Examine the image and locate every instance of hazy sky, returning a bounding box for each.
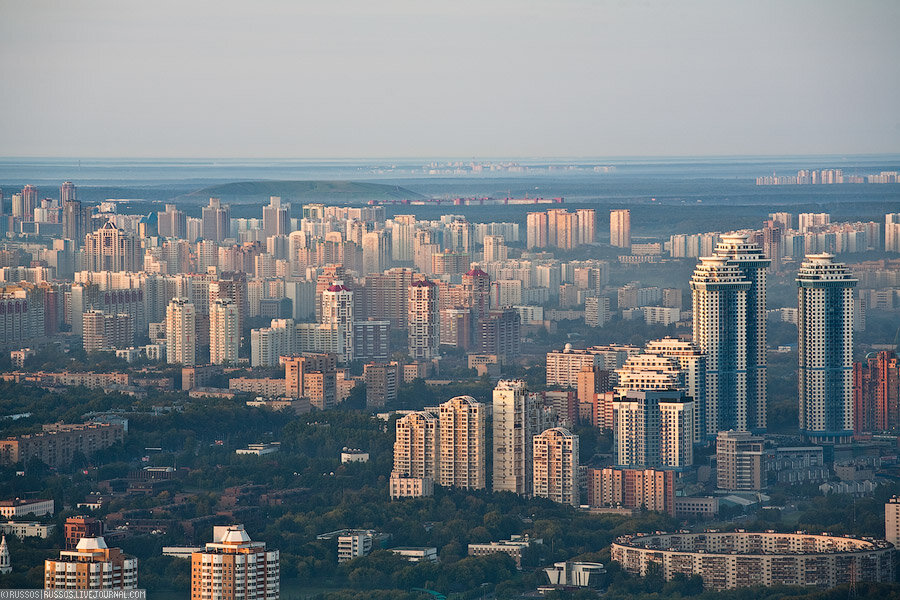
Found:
[1,0,899,158]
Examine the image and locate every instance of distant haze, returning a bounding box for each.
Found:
[1,0,898,158]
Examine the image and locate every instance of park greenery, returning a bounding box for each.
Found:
[2,357,900,598]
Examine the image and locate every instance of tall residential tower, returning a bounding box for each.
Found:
[797,254,856,444]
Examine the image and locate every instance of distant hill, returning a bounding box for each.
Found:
[182,180,424,204]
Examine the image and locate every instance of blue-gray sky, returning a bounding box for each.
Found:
[1,0,898,158]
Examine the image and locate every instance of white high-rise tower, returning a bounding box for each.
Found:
[321,280,354,362]
[166,297,197,366]
[797,254,857,444]
[492,380,537,495]
[209,298,239,364]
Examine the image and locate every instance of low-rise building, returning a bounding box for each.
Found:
[468,535,541,569]
[337,530,390,563]
[674,496,719,518]
[0,498,54,518]
[389,474,434,500]
[340,449,369,463]
[388,547,438,562]
[229,376,286,397]
[544,561,605,587]
[0,422,125,469]
[236,442,280,456]
[0,520,54,539]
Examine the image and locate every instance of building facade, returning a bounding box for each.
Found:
[45,537,137,590]
[210,298,239,364]
[797,254,857,444]
[532,427,579,506]
[191,525,279,600]
[612,531,894,591]
[610,209,631,248]
[439,396,485,490]
[716,430,764,490]
[166,297,196,365]
[408,279,438,360]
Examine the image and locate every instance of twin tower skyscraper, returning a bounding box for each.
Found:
[690,234,770,435]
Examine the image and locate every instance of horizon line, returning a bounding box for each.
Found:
[2,152,900,162]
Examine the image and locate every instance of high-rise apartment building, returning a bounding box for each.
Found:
[21,184,37,221]
[446,218,473,254]
[886,496,900,548]
[716,430,764,490]
[610,209,631,248]
[711,234,769,431]
[533,427,579,506]
[302,203,326,220]
[797,253,857,444]
[202,197,231,242]
[210,298,239,364]
[82,310,134,352]
[613,390,693,469]
[390,214,416,262]
[555,210,578,250]
[493,380,538,495]
[393,410,439,482]
[576,365,611,413]
[477,309,521,358]
[321,281,354,362]
[157,204,187,239]
[211,272,249,335]
[586,467,675,514]
[362,230,391,275]
[798,212,830,233]
[584,296,611,327]
[83,220,140,273]
[691,236,769,435]
[439,396,486,490]
[645,338,707,443]
[768,212,793,231]
[262,196,290,238]
[191,525,279,600]
[59,181,76,203]
[440,308,472,350]
[45,537,138,590]
[854,351,900,434]
[886,214,900,253]
[166,297,197,365]
[526,212,549,249]
[462,268,491,321]
[408,279,438,360]
[62,198,88,245]
[364,361,399,408]
[576,208,596,245]
[363,268,415,327]
[482,234,507,263]
[283,353,338,410]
